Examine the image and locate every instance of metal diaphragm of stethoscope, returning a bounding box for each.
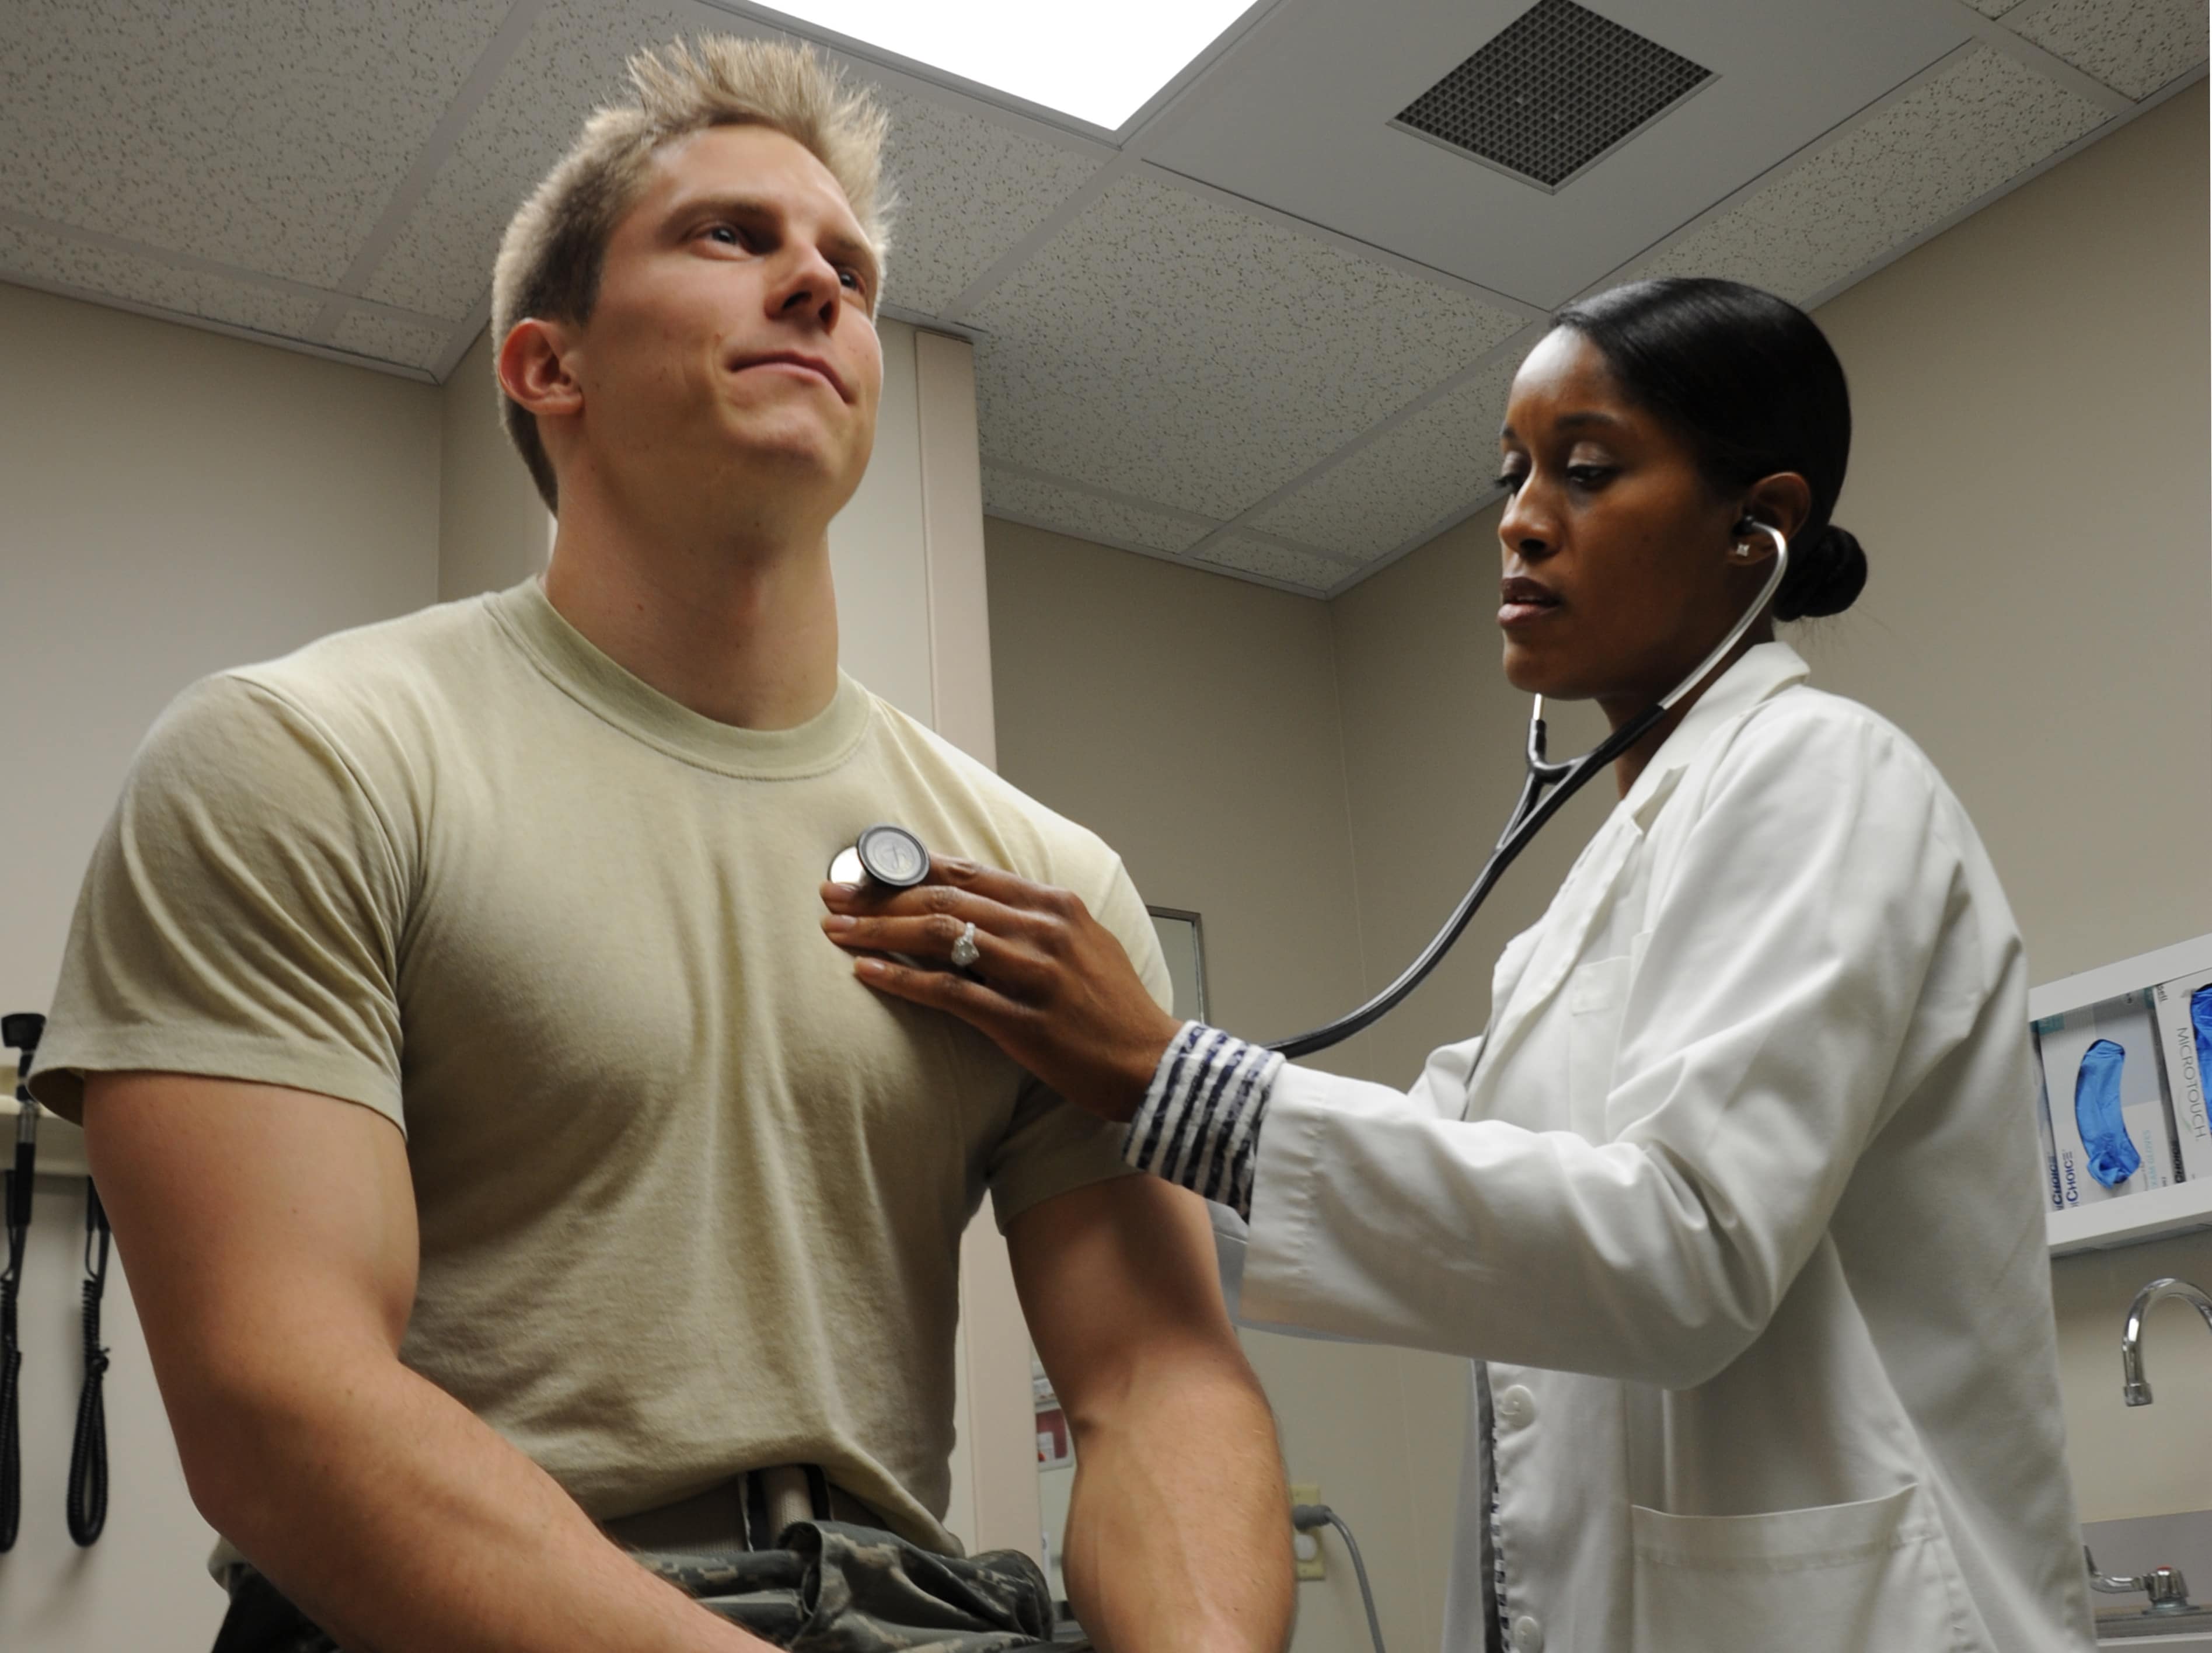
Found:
[827,824,979,974]
[825,525,1791,1056]
[827,822,931,891]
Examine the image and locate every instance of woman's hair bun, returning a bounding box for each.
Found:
[1775,523,1867,622]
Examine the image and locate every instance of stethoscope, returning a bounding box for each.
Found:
[1,1012,111,1553]
[830,525,1790,1061]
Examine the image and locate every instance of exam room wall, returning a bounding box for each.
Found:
[0,279,444,1649]
[1328,78,2212,1540]
[984,519,1439,1653]
[1806,79,2212,1526]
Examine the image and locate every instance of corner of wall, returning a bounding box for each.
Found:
[438,327,554,602]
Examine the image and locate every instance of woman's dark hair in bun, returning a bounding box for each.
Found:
[1550,277,1866,622]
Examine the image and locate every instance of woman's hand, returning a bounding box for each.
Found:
[819,860,1184,1124]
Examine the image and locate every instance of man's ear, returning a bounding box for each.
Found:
[496,318,583,420]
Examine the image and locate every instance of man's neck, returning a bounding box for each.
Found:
[541,493,841,733]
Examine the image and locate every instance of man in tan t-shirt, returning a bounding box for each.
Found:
[32,37,1292,1653]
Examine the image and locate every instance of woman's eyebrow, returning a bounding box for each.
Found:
[1498,410,1624,442]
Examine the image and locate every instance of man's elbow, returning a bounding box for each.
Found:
[1065,1332,1273,1444]
[163,1351,390,1550]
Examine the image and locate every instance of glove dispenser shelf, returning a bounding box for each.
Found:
[2039,932,2212,1258]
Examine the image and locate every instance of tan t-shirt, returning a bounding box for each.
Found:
[33,578,1168,1553]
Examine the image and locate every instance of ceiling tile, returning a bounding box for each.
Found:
[2002,0,2207,99]
[968,173,1527,519]
[1965,0,2021,15]
[1190,534,1351,594]
[875,92,1102,316]
[981,468,1216,555]
[0,0,510,288]
[0,220,324,336]
[1629,47,2108,305]
[334,309,453,371]
[1248,354,1519,560]
[1141,0,1971,310]
[363,0,697,322]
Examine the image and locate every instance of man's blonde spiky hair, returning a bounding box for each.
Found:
[490,36,895,511]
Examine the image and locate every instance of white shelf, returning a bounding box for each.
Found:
[2036,932,2212,1258]
[2029,934,2212,1023]
[2050,1179,2212,1257]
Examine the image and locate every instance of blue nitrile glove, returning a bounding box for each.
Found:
[2074,1037,2141,1188]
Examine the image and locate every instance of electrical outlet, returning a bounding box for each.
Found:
[1289,1483,1325,1581]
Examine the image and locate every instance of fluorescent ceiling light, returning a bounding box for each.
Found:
[753,1,1259,130]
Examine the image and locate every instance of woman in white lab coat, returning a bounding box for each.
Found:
[824,278,2094,1652]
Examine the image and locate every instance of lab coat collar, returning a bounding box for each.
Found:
[1475,643,1813,1097]
[1621,641,1810,830]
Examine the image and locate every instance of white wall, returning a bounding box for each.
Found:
[437,327,553,604]
[985,521,1409,1653]
[1788,82,2212,1524]
[0,280,443,1650]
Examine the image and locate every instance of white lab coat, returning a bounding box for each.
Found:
[1234,643,2094,1652]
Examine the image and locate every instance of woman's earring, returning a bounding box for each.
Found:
[1732,543,1756,560]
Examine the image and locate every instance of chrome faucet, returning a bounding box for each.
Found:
[2120,1277,2212,1407]
[2088,1546,2196,1616]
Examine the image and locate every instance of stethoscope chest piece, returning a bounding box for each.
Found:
[829,822,931,890]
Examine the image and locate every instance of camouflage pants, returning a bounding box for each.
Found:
[210,1519,1070,1652]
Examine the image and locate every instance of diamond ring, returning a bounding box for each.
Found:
[950,922,982,970]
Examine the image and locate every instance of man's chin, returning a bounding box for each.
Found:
[689,439,869,530]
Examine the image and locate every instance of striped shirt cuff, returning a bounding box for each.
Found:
[1122,1021,1282,1222]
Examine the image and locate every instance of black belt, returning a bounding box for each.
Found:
[602,1465,882,1554]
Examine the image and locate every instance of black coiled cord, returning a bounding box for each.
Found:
[66,1183,109,1547]
[0,1247,20,1554]
[1,1160,26,1554]
[1,1013,38,1554]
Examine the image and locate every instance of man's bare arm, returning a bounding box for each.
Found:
[1009,1175,1293,1653]
[83,1072,773,1653]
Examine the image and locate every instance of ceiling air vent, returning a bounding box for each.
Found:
[1393,0,1714,193]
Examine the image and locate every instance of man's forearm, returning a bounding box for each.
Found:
[185,1351,770,1653]
[1059,1352,1293,1653]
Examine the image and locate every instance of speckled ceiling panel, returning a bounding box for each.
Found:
[1965,0,2022,16]
[364,0,695,322]
[334,309,453,371]
[1191,535,1352,594]
[1630,48,2108,306]
[1250,354,1521,561]
[2003,0,2207,99]
[0,219,324,336]
[968,173,1527,520]
[0,0,509,289]
[875,92,1102,316]
[981,468,1215,555]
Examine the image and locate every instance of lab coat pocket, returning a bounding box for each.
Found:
[1629,1484,1980,1653]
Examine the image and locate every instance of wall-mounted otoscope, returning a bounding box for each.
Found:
[0,1012,111,1550]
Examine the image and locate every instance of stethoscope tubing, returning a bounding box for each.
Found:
[1264,529,1791,1060]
